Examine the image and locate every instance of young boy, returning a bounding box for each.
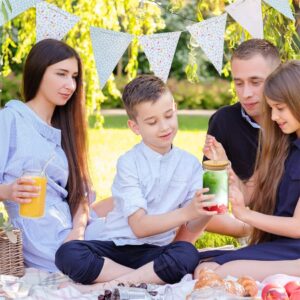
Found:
[55,75,216,290]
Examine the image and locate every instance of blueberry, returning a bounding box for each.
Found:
[111,290,120,300]
[138,283,147,289]
[149,291,158,296]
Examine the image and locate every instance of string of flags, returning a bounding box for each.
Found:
[0,0,296,89]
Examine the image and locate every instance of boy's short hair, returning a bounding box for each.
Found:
[122,75,169,120]
[231,39,280,66]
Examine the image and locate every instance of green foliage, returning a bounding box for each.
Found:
[190,0,300,81]
[0,0,165,118]
[195,231,240,249]
[0,0,12,23]
[89,114,210,131]
[0,211,17,243]
[0,73,22,107]
[168,77,231,109]
[99,76,231,110]
[1,0,299,113]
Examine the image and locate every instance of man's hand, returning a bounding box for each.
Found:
[203,135,228,161]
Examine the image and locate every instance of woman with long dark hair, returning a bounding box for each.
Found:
[0,39,92,271]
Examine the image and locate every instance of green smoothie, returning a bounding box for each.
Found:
[202,160,229,214]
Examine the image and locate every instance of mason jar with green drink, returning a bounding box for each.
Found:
[202,160,230,214]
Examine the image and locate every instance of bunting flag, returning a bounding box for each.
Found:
[139,32,181,82]
[225,0,263,38]
[187,14,227,75]
[90,27,133,89]
[263,0,295,21]
[36,1,79,42]
[0,0,42,27]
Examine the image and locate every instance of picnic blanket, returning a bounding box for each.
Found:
[0,268,196,300]
[1,268,300,299]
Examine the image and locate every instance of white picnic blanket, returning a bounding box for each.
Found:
[1,268,300,300]
[0,269,196,300]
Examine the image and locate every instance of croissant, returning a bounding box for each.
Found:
[237,276,258,297]
[224,280,245,296]
[193,268,258,298]
[194,268,224,290]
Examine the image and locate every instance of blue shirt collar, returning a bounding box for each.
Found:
[6,100,61,145]
[241,107,260,129]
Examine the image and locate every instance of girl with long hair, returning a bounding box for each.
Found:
[0,39,92,271]
[194,60,300,281]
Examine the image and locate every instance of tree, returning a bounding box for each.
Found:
[1,0,165,122]
[0,0,12,22]
[1,0,299,115]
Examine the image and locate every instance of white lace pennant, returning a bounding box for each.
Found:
[139,32,181,82]
[187,14,227,75]
[90,27,133,89]
[0,0,42,26]
[225,0,264,38]
[36,1,79,42]
[263,0,295,21]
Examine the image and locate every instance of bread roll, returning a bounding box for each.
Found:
[193,269,258,298]
[194,268,224,289]
[237,276,258,297]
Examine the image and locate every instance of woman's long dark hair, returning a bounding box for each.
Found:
[22,39,91,217]
[250,60,300,244]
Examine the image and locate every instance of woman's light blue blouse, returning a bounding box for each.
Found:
[0,100,72,272]
[85,142,203,246]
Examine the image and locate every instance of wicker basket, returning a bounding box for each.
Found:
[0,229,25,277]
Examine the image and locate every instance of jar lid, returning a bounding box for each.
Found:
[203,160,230,170]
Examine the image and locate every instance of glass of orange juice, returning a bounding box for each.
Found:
[19,170,47,218]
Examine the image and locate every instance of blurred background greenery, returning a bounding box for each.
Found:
[1,0,300,120]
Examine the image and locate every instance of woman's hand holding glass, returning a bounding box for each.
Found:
[6,177,40,204]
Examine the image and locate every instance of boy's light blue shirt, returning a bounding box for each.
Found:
[86,142,203,246]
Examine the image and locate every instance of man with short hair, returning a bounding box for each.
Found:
[204,39,281,181]
[175,39,281,241]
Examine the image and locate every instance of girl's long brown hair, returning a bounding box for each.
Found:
[22,39,91,217]
[249,60,300,244]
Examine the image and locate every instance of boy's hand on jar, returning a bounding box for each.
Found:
[5,177,40,204]
[187,188,218,219]
[203,135,228,161]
